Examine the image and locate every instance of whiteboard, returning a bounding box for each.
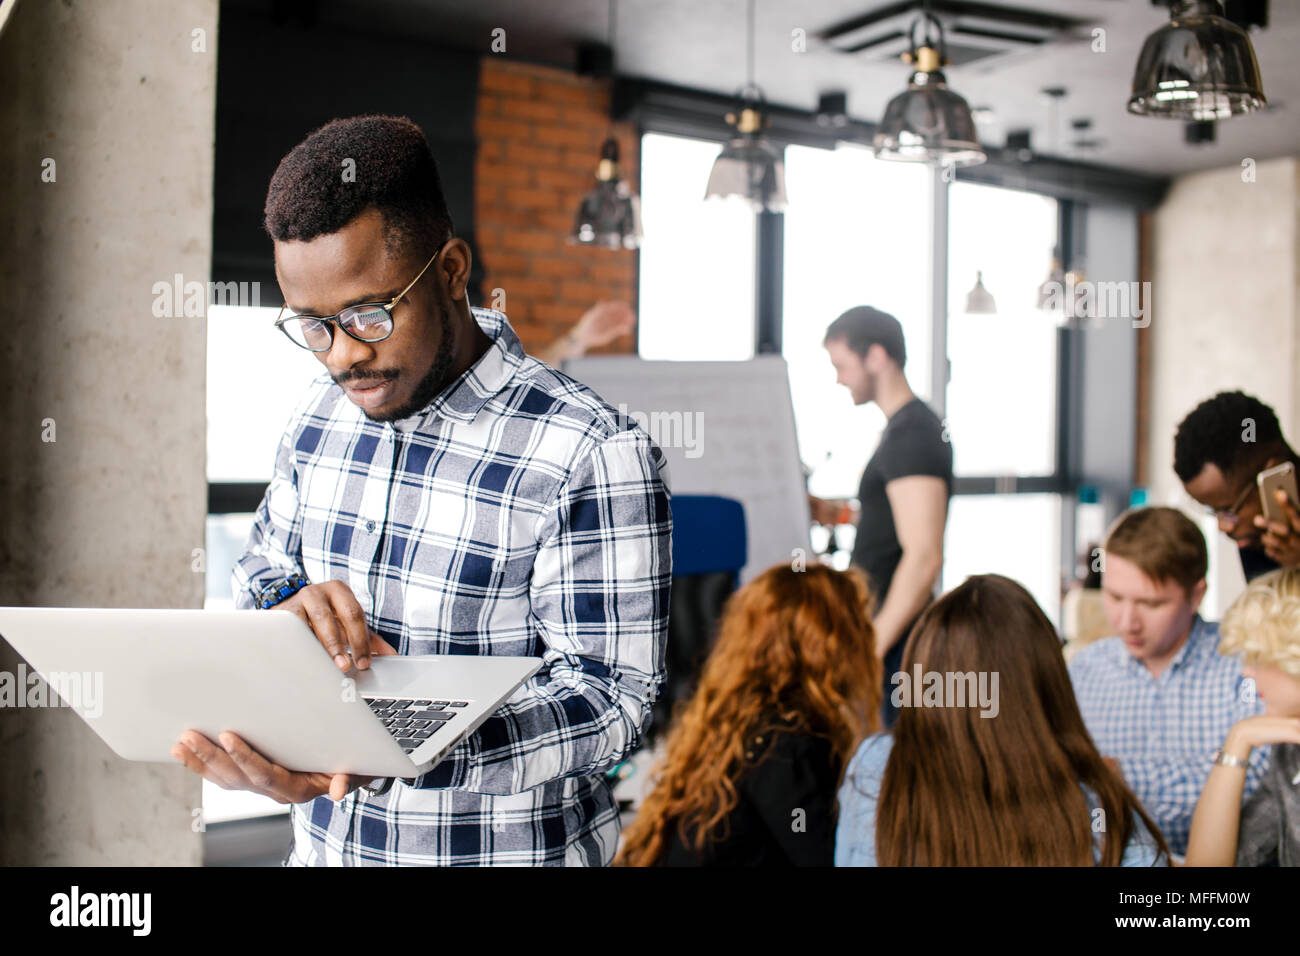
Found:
[564,355,812,582]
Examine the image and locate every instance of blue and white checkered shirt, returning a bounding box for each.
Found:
[233,307,672,866]
[1068,615,1267,856]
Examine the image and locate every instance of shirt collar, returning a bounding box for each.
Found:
[386,307,523,433]
[1116,613,1212,678]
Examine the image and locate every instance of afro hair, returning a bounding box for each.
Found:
[263,114,453,262]
[1173,390,1286,483]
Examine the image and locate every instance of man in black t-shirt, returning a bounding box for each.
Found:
[811,307,952,729]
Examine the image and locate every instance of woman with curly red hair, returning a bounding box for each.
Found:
[615,563,881,866]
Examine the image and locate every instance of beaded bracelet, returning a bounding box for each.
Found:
[257,574,311,610]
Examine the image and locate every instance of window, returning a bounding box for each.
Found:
[205,303,322,612]
[205,303,321,823]
[944,181,1064,619]
[941,494,1063,623]
[207,304,323,483]
[946,182,1059,477]
[634,131,1072,618]
[781,142,931,502]
[637,132,755,361]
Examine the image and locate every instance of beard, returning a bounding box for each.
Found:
[339,304,461,423]
[855,372,878,406]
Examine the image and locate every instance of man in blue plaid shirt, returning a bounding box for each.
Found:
[1069,507,1265,857]
[171,116,671,865]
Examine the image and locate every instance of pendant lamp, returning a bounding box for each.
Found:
[1128,0,1266,120]
[873,9,985,167]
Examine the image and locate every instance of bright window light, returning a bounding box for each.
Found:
[782,142,930,499]
[942,493,1062,623]
[637,133,756,361]
[207,304,325,482]
[946,181,1059,477]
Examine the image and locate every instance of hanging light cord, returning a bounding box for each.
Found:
[608,0,616,75]
[602,0,617,142]
[747,0,755,88]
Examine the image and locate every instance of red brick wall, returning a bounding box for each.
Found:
[475,58,640,357]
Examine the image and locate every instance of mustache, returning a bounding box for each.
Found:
[333,369,399,387]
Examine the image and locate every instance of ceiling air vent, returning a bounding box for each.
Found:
[821,1,1093,69]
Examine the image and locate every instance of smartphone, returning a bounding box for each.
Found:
[1257,462,1299,523]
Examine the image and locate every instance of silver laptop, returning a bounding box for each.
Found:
[0,607,541,778]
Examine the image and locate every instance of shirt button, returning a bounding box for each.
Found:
[366,520,376,533]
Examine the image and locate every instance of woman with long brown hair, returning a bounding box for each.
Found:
[616,563,881,866]
[835,574,1170,866]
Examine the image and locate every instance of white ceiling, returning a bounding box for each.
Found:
[268,0,1300,177]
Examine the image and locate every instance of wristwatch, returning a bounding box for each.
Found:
[361,778,394,797]
[1212,748,1247,769]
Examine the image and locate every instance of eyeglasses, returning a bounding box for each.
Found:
[273,242,445,352]
[1206,479,1257,524]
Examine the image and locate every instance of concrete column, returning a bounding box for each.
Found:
[0,0,217,865]
[1144,156,1300,616]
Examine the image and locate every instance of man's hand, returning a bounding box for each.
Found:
[171,731,376,803]
[808,495,857,526]
[1254,488,1300,567]
[572,300,636,351]
[274,580,397,672]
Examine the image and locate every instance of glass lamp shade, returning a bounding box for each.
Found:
[965,272,996,314]
[874,68,986,166]
[1128,0,1265,120]
[570,179,642,250]
[704,136,788,212]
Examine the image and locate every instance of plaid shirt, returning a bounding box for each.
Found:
[232,307,672,865]
[1068,615,1267,856]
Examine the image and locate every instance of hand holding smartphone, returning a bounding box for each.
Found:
[1257,462,1299,523]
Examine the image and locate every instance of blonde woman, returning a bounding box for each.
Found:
[1186,568,1300,866]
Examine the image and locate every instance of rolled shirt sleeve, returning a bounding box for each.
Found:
[232,423,309,609]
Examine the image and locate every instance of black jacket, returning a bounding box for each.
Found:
[657,727,839,867]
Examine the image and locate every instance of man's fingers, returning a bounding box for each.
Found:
[175,731,244,791]
[369,631,398,656]
[328,773,371,802]
[174,731,356,806]
[296,590,351,670]
[333,596,372,670]
[1278,491,1300,531]
[218,733,349,804]
[171,741,210,778]
[219,732,295,797]
[174,732,273,797]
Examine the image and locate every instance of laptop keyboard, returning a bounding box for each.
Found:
[366,697,472,754]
